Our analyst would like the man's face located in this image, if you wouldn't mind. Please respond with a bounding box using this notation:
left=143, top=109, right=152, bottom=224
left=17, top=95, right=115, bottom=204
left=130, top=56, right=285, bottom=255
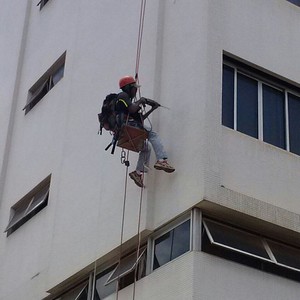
left=130, top=85, right=138, bottom=97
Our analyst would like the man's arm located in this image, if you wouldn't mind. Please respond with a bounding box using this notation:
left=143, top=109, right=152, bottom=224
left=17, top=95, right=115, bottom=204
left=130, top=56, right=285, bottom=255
left=128, top=98, right=146, bottom=114
left=117, top=92, right=146, bottom=114
left=141, top=99, right=160, bottom=119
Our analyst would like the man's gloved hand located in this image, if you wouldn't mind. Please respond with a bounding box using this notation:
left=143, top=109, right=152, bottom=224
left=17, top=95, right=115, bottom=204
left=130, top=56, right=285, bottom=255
left=145, top=98, right=160, bottom=108
left=138, top=97, right=147, bottom=107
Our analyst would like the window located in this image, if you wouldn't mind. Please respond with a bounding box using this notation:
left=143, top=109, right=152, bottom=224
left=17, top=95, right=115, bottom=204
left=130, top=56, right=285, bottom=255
left=106, top=248, right=146, bottom=289
left=203, top=219, right=270, bottom=261
left=46, top=210, right=300, bottom=299
left=24, top=52, right=66, bottom=114
left=5, top=175, right=50, bottom=236
left=202, top=218, right=300, bottom=282
left=38, top=0, right=50, bottom=10
left=288, top=93, right=300, bottom=155
left=93, top=265, right=117, bottom=299
left=222, top=54, right=300, bottom=155
left=152, top=219, right=190, bottom=271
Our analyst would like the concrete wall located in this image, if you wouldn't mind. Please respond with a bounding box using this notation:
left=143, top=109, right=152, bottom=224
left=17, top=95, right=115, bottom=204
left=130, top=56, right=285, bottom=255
left=0, top=0, right=300, bottom=299
left=203, top=0, right=300, bottom=225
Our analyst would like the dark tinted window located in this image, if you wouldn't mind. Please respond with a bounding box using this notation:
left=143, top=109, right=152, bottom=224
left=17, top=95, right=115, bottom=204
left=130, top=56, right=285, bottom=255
left=153, top=220, right=190, bottom=270
left=268, top=240, right=300, bottom=270
left=237, top=73, right=258, bottom=138
left=288, top=93, right=300, bottom=155
left=263, top=85, right=285, bottom=149
left=204, top=219, right=270, bottom=259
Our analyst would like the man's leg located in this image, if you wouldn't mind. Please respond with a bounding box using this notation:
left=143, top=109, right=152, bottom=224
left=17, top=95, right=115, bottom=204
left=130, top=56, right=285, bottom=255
left=129, top=141, right=151, bottom=187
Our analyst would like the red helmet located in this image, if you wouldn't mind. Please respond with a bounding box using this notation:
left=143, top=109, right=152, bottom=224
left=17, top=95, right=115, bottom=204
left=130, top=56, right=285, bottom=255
left=119, top=76, right=140, bottom=89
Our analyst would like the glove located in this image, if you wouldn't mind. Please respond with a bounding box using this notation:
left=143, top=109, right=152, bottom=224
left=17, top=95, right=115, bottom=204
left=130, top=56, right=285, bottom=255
left=145, top=98, right=160, bottom=107
left=138, top=97, right=147, bottom=105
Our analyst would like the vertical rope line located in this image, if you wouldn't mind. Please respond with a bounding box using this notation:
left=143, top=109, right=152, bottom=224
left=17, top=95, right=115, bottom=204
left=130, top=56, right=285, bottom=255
left=116, top=1, right=147, bottom=299
left=116, top=150, right=130, bottom=300
left=132, top=179, right=144, bottom=300
left=132, top=2, right=147, bottom=298
left=135, top=0, right=147, bottom=86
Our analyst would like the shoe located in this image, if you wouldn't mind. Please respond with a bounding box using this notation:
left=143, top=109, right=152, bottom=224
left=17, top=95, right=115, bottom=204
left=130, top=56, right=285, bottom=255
left=129, top=171, right=144, bottom=187
left=154, top=160, right=175, bottom=173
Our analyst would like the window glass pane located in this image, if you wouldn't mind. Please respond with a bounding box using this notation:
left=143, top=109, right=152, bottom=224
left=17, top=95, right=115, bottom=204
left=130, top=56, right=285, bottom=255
left=5, top=176, right=51, bottom=235
left=95, top=265, right=117, bottom=298
left=153, top=232, right=172, bottom=270
left=153, top=220, right=190, bottom=270
left=288, top=93, right=300, bottom=155
left=52, top=64, right=65, bottom=86
left=204, top=219, right=270, bottom=260
left=263, top=84, right=286, bottom=149
left=26, top=185, right=49, bottom=214
left=75, top=285, right=88, bottom=300
left=106, top=248, right=146, bottom=284
left=6, top=201, right=30, bottom=230
left=222, top=65, right=234, bottom=129
left=171, top=220, right=190, bottom=260
left=268, top=240, right=300, bottom=270
left=25, top=79, right=49, bottom=114
left=237, top=73, right=258, bottom=138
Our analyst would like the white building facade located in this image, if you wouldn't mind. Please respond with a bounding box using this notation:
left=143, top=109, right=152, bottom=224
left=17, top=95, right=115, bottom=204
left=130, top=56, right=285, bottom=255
left=1, top=0, right=300, bottom=299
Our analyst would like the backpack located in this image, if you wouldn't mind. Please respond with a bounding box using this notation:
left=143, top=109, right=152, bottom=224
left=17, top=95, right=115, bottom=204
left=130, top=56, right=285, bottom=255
left=98, top=93, right=118, bottom=134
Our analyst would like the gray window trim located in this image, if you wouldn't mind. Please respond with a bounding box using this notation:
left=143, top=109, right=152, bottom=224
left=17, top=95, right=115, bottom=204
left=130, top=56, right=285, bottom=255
left=203, top=218, right=300, bottom=274
left=105, top=247, right=146, bottom=285
left=223, top=57, right=300, bottom=155
left=150, top=214, right=191, bottom=272
left=24, top=52, right=66, bottom=114
left=5, top=175, right=50, bottom=235
left=203, top=219, right=273, bottom=263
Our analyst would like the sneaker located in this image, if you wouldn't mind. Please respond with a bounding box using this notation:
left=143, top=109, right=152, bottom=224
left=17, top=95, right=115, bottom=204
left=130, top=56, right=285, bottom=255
left=129, top=171, right=144, bottom=187
left=154, top=160, right=175, bottom=173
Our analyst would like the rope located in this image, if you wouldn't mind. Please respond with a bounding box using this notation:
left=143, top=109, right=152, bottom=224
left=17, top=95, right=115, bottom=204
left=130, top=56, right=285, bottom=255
left=132, top=2, right=147, bottom=299
left=93, top=1, right=147, bottom=298
left=135, top=0, right=147, bottom=85
left=132, top=175, right=145, bottom=300
left=116, top=1, right=147, bottom=299
left=116, top=149, right=130, bottom=300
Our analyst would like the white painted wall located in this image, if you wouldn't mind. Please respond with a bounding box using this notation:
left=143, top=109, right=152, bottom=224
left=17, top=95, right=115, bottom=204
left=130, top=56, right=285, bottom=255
left=0, top=0, right=300, bottom=299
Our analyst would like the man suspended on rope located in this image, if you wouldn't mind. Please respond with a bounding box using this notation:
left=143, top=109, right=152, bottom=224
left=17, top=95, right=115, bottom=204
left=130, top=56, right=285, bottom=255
left=116, top=75, right=175, bottom=187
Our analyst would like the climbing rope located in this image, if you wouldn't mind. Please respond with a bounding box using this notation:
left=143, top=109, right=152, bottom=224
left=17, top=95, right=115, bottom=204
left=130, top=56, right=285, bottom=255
left=135, top=0, right=147, bottom=87
left=116, top=1, right=147, bottom=299
left=132, top=1, right=147, bottom=299
left=116, top=149, right=130, bottom=300
left=93, top=1, right=148, bottom=299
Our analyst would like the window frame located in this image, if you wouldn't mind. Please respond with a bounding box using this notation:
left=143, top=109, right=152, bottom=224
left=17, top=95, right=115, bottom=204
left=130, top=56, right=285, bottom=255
left=150, top=214, right=191, bottom=272
left=5, top=175, right=51, bottom=236
left=24, top=52, right=66, bottom=114
left=222, top=55, right=300, bottom=156
left=202, top=217, right=300, bottom=280
left=44, top=209, right=300, bottom=299
left=92, top=264, right=117, bottom=299
left=105, top=247, right=146, bottom=285
left=203, top=219, right=272, bottom=262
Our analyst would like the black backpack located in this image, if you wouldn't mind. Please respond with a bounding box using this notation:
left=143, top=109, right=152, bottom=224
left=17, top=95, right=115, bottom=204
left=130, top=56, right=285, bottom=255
left=98, top=93, right=118, bottom=134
